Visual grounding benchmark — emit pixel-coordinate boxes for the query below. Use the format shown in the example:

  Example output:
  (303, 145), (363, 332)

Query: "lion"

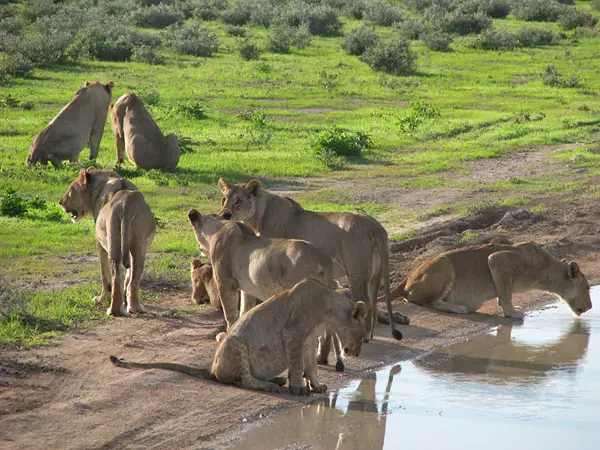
(110, 278), (368, 395)
(27, 81), (114, 168)
(387, 242), (592, 318)
(190, 259), (221, 308)
(59, 168), (156, 316)
(217, 178), (406, 342)
(110, 92), (180, 171)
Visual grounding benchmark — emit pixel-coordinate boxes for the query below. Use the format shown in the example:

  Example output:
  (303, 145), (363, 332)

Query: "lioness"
(59, 168), (156, 316)
(217, 178), (405, 341)
(28, 81), (114, 167)
(110, 278), (368, 394)
(388, 242), (592, 318)
(111, 92), (180, 171)
(191, 259), (221, 308)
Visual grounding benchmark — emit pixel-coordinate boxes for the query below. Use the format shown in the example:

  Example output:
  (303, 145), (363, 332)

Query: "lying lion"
(217, 178), (405, 341)
(111, 92), (180, 171)
(59, 168), (156, 316)
(388, 242), (592, 318)
(28, 81), (114, 167)
(110, 278), (368, 394)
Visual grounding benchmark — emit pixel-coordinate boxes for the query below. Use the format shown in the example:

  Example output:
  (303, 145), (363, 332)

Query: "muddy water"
(227, 288), (600, 450)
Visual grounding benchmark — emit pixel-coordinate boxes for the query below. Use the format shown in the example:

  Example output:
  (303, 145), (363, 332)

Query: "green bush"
(132, 45), (166, 65)
(275, 0), (310, 27)
(190, 0), (227, 20)
(342, 26), (381, 56)
(137, 86), (161, 106)
(394, 17), (428, 40)
(364, 0), (404, 26)
(594, 0), (600, 11)
(312, 127), (372, 168)
(227, 26), (247, 37)
(166, 22), (220, 57)
(221, 1), (252, 26)
(515, 27), (562, 47)
(0, 54), (34, 82)
(250, 0), (273, 27)
(267, 23), (312, 53)
(559, 7), (598, 30)
(360, 37), (417, 76)
(541, 65), (582, 88)
(483, 0), (511, 19)
(472, 28), (517, 50)
(239, 40), (262, 60)
(132, 4), (184, 28)
(0, 187), (57, 220)
(442, 10), (492, 35)
(397, 101), (441, 134)
(422, 31), (453, 52)
(344, 0), (366, 19)
(0, 31), (72, 68)
(513, 0), (563, 22)
(176, 100), (208, 120)
(307, 5), (341, 36)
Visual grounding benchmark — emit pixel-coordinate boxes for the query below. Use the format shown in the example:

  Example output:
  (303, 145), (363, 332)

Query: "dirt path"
(2, 145), (600, 449)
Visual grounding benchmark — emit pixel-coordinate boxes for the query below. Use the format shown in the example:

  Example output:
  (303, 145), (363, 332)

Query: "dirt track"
(2, 146), (600, 449)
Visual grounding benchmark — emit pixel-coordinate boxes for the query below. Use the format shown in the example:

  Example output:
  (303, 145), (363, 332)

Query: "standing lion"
(59, 168), (156, 316)
(110, 92), (180, 171)
(27, 81), (114, 167)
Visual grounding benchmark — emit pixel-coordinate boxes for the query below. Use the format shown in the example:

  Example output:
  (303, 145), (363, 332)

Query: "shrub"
(594, 0), (600, 11)
(267, 23), (311, 53)
(559, 7), (598, 30)
(483, 0), (511, 19)
(342, 26), (381, 56)
(472, 29), (517, 50)
(221, 1), (253, 26)
(345, 0), (366, 19)
(132, 45), (166, 64)
(318, 70), (340, 91)
(442, 10), (492, 35)
(250, 0), (273, 27)
(137, 87), (161, 106)
(541, 65), (582, 88)
(513, 0), (563, 22)
(0, 14), (26, 35)
(0, 188), (51, 218)
(394, 17), (428, 40)
(307, 5), (341, 36)
(422, 32), (453, 51)
(0, 54), (34, 81)
(364, 0), (404, 26)
(293, 24), (312, 49)
(177, 100), (208, 120)
(312, 127), (372, 162)
(227, 26), (247, 37)
(132, 4), (184, 28)
(360, 37), (417, 76)
(397, 101), (441, 134)
(239, 41), (261, 60)
(190, 0), (227, 20)
(239, 108), (275, 148)
(515, 27), (561, 47)
(167, 22), (220, 57)
(3, 32), (72, 67)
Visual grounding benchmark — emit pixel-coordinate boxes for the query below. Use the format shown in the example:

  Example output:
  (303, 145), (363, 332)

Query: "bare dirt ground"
(2, 144), (600, 449)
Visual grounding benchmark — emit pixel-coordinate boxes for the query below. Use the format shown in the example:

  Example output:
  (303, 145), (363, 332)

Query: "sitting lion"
(27, 81), (114, 167)
(217, 178), (405, 342)
(59, 168), (156, 316)
(110, 92), (180, 171)
(388, 242), (592, 319)
(110, 278), (368, 394)
(191, 259), (221, 308)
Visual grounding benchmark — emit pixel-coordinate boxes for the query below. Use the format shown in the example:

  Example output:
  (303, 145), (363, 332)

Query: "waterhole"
(228, 287), (600, 450)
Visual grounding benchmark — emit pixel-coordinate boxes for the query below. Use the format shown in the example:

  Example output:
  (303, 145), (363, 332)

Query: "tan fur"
(111, 93), (180, 171)
(59, 168), (156, 316)
(28, 81), (114, 167)
(190, 259), (221, 308)
(187, 210), (334, 331)
(217, 178), (405, 341)
(389, 242), (592, 318)
(110, 278), (368, 395)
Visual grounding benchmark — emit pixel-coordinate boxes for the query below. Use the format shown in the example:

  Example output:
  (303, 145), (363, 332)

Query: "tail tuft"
(392, 328), (403, 341)
(109, 355), (120, 365)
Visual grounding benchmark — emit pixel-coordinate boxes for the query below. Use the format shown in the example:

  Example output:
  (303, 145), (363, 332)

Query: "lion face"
(191, 259), (214, 305)
(217, 178), (261, 222)
(59, 169), (93, 223)
(561, 261), (592, 316)
(337, 300), (368, 357)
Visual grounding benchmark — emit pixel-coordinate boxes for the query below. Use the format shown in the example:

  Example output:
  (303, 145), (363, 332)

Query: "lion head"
(560, 260), (592, 316)
(59, 168), (95, 223)
(217, 178), (262, 221)
(191, 259), (219, 307)
(336, 299), (368, 357)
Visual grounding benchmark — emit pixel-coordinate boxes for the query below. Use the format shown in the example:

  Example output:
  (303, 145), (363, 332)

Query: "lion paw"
(106, 306), (128, 317)
(504, 307), (524, 320)
(264, 384), (282, 393)
(316, 354), (329, 366)
(127, 303), (146, 314)
(335, 360), (345, 372)
(289, 385), (310, 396)
(392, 311), (410, 325)
(215, 332), (227, 343)
(312, 384), (328, 394)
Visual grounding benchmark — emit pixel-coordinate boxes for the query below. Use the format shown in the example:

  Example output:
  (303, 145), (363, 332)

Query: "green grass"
(2, 0), (600, 345)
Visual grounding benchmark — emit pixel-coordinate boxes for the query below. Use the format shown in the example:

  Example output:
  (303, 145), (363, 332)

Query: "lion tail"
(120, 207), (132, 269)
(109, 355), (216, 380)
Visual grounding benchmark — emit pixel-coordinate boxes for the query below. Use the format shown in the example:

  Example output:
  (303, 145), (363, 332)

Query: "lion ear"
(567, 261), (580, 279)
(78, 168), (88, 183)
(352, 301), (368, 320)
(106, 81), (114, 90)
(84, 81), (90, 87)
(191, 259), (203, 270)
(218, 178), (230, 192)
(246, 179), (262, 196)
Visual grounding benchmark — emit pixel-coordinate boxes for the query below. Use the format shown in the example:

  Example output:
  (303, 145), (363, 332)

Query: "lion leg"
(93, 242), (112, 305)
(48, 155), (63, 169)
(331, 332), (345, 372)
(88, 125), (103, 160)
(316, 331), (332, 366)
(239, 291), (256, 317)
(220, 286), (240, 332)
(126, 244), (146, 314)
(488, 251), (523, 320)
(286, 337), (309, 396)
(303, 344), (327, 393)
(223, 338), (281, 393)
(108, 260), (127, 316)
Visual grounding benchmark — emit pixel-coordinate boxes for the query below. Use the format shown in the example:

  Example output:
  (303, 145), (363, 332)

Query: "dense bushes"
(559, 7), (598, 30)
(132, 4), (184, 28)
(541, 65), (582, 88)
(306, 5), (341, 36)
(513, 0), (563, 22)
(473, 27), (562, 50)
(360, 37), (417, 76)
(342, 26), (380, 55)
(166, 22), (220, 57)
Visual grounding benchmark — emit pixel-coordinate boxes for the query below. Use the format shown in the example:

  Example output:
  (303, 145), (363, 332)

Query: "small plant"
(541, 65), (582, 88)
(256, 61), (272, 73)
(460, 230), (480, 243)
(342, 26), (381, 56)
(312, 127), (372, 159)
(132, 45), (166, 65)
(239, 40), (261, 61)
(594, 0), (600, 11)
(177, 135), (196, 154)
(318, 70), (340, 91)
(345, 0), (366, 20)
(0, 94), (19, 108)
(397, 101), (441, 134)
(241, 109), (275, 148)
(360, 37), (417, 76)
(0, 187), (29, 217)
(177, 100), (208, 120)
(422, 32), (453, 52)
(137, 87), (161, 106)
(315, 149), (346, 170)
(226, 26), (247, 37)
(191, 0), (227, 20)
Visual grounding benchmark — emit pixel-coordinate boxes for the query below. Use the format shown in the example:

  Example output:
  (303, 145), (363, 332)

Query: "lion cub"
(190, 259), (221, 308)
(389, 242), (592, 318)
(59, 168), (155, 316)
(111, 278), (368, 395)
(28, 81), (114, 167)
